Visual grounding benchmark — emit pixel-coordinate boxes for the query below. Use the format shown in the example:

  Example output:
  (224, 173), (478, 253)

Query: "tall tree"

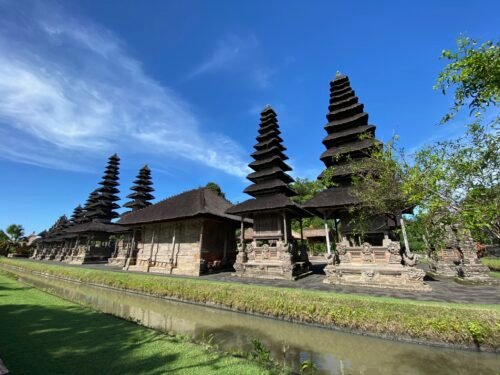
(86, 154), (121, 222)
(124, 165), (155, 211)
(435, 36), (499, 123)
(2, 224), (25, 253)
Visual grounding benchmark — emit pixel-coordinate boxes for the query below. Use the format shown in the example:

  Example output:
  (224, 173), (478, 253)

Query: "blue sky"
(0, 0), (498, 234)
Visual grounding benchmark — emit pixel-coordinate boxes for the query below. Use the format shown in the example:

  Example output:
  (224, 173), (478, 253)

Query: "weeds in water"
(251, 339), (271, 363)
(300, 359), (317, 374)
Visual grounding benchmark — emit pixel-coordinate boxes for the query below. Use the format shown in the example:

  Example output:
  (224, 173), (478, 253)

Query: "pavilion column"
(283, 213), (288, 243)
(299, 218), (304, 243)
(125, 229), (136, 269)
(324, 217), (331, 255)
(170, 225), (176, 267)
(240, 217), (244, 246)
(222, 229), (228, 262)
(148, 226), (156, 272)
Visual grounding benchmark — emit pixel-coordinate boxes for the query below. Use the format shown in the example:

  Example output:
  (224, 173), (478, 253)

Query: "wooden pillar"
(223, 228), (228, 260)
(199, 220), (204, 252)
(283, 213), (288, 243)
(148, 226), (156, 272)
(170, 225), (176, 264)
(240, 217), (244, 245)
(324, 217), (331, 255)
(125, 229), (136, 269)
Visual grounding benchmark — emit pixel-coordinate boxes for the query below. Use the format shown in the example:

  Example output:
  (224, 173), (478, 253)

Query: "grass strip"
(481, 257), (500, 272)
(1, 257), (499, 350)
(0, 271), (271, 375)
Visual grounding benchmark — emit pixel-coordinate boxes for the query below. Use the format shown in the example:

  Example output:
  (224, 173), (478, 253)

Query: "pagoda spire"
(243, 106), (296, 197)
(86, 154), (121, 223)
(123, 165), (155, 212)
(70, 205), (85, 226)
(319, 75), (380, 185)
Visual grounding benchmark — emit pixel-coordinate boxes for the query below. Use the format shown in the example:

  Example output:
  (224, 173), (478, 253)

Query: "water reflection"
(15, 271), (500, 375)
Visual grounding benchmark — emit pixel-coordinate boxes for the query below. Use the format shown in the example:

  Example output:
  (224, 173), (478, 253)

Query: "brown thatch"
(226, 193), (311, 217)
(302, 187), (359, 210)
(65, 221), (129, 234)
(119, 187), (247, 225)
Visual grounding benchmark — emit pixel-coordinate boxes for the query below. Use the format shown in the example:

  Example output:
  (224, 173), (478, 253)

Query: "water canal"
(9, 268), (500, 374)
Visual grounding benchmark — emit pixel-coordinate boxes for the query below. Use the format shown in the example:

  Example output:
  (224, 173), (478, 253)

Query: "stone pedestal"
(323, 239), (430, 291)
(67, 245), (114, 265)
(233, 240), (310, 280)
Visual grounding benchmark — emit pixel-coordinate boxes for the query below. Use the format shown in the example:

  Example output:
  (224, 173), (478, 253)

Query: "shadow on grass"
(0, 301), (253, 375)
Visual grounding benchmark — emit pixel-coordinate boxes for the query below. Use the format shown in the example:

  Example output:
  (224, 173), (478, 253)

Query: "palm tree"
(3, 224), (25, 254)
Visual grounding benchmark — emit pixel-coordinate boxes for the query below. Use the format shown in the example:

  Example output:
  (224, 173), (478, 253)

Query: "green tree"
(405, 123), (499, 242)
(435, 36), (499, 123)
(348, 136), (416, 237)
(2, 224), (25, 253)
(291, 177), (329, 231)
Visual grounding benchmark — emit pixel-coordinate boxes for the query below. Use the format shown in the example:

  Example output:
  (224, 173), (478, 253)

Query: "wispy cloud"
(187, 34), (274, 88)
(0, 2), (249, 177)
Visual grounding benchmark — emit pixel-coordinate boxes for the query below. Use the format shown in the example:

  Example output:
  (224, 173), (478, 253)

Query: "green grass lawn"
(0, 272), (270, 375)
(1, 257), (499, 350)
(481, 257), (500, 272)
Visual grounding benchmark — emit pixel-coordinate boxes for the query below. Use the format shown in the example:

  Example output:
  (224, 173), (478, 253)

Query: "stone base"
(324, 263), (431, 291)
(232, 241), (311, 281)
(107, 256), (128, 267)
(431, 260), (459, 277)
(457, 263), (492, 281)
(233, 261), (310, 280)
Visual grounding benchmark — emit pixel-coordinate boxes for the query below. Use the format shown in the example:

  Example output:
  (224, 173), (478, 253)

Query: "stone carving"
(324, 239), (431, 291)
(361, 242), (374, 263)
(233, 239), (310, 280)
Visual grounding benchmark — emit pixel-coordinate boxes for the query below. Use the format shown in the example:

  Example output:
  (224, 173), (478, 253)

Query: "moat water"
(10, 269), (500, 374)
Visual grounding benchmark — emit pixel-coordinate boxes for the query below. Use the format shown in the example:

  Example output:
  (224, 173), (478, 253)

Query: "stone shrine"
(431, 224), (491, 281)
(226, 106), (310, 280)
(303, 74), (429, 290)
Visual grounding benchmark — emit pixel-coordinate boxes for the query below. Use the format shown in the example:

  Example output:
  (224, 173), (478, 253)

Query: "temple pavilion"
(118, 187), (248, 276)
(226, 106), (310, 280)
(303, 74), (429, 290)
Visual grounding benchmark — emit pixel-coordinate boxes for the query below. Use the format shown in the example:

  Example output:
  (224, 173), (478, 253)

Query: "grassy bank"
(1, 258), (499, 351)
(0, 271), (271, 375)
(481, 257), (500, 272)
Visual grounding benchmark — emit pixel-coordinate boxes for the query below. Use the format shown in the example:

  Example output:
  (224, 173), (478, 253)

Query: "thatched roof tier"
(226, 194), (310, 218)
(254, 138), (286, 151)
(247, 167), (294, 184)
(320, 138), (379, 165)
(65, 221), (129, 234)
(322, 125), (375, 147)
(303, 187), (358, 211)
(251, 146), (288, 160)
(119, 187), (247, 225)
(243, 179), (295, 197)
(248, 155), (291, 172)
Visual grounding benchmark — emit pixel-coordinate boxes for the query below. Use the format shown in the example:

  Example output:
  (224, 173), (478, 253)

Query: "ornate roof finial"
(335, 71), (342, 78)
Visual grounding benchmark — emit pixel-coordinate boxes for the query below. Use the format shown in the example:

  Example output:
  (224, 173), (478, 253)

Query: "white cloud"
(188, 34), (274, 88)
(0, 2), (249, 177)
